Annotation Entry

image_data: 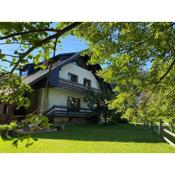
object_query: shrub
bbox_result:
[0,122,18,139]
[117,118,129,124]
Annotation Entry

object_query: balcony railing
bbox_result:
[57,78,100,93]
[45,105,93,118]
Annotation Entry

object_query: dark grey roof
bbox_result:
[23,52,81,85]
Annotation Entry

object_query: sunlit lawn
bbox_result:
[0,124,174,153]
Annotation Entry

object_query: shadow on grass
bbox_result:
[33,123,164,143]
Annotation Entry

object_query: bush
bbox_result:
[117,118,129,124]
[0,122,18,139]
[0,124,10,140]
[105,120,118,126]
[111,111,129,124]
[86,116,98,124]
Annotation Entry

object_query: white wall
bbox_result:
[48,87,89,109]
[59,62,100,89]
[39,63,100,112]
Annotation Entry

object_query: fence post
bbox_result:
[158,119,163,136]
[170,122,174,133]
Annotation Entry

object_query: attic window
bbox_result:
[68,73,78,83]
[84,79,91,88]
[21,69,28,77]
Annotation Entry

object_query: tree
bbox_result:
[83,86,115,124]
[0,22,82,145]
[0,22,82,109]
[73,22,175,124]
[1,22,175,136]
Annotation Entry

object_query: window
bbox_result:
[68,73,78,83]
[67,97,80,112]
[21,70,28,77]
[83,78,91,88]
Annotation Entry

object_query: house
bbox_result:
[6,51,109,125]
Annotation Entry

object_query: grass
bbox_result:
[0,123,175,153]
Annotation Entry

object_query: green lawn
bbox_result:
[0,124,174,153]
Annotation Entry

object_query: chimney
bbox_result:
[43,60,49,68]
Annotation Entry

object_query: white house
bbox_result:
[0,51,110,124]
[18,51,111,124]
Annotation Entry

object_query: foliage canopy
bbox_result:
[0,22,175,125]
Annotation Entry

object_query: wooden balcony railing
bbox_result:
[57,78,100,93]
[44,105,93,118]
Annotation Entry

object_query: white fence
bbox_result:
[149,120,175,148]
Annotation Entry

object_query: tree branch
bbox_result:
[0,57,13,63]
[10,22,82,73]
[1,54,20,58]
[0,28,63,41]
[143,58,175,106]
[0,42,31,45]
[29,36,59,115]
[156,59,175,84]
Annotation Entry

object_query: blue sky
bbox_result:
[0,31,151,71]
[0,22,88,70]
[0,35,87,71]
[50,22,87,54]
[58,35,87,54]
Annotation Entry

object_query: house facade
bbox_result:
[15,51,109,124]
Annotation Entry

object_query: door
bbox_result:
[67,97,80,112]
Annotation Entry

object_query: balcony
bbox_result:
[57,78,100,93]
[45,105,93,118]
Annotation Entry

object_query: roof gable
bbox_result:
[23,51,89,85]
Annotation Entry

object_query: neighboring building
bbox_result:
[6,51,109,125]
